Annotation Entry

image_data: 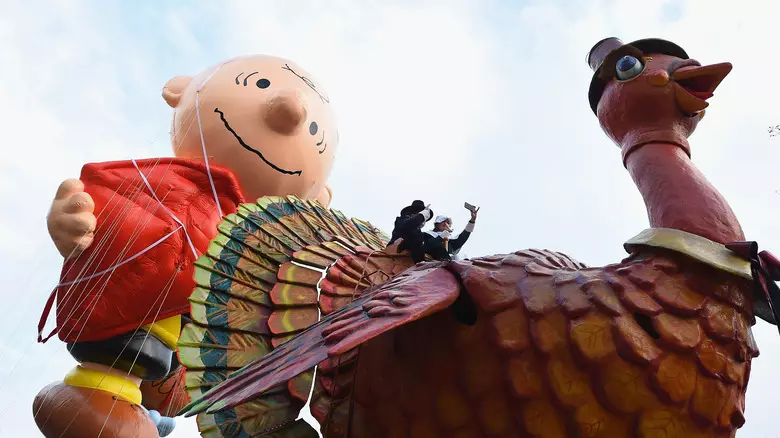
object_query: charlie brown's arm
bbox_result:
[47,178,97,259]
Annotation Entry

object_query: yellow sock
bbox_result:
[63,365,142,405]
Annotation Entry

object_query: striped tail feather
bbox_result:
[177,196,409,437]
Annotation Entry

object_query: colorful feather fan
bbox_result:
[177,196,414,437]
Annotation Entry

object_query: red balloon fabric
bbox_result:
[39,158,245,344]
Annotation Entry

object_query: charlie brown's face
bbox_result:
[162,55,338,206]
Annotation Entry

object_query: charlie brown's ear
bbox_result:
[315,185,333,208]
[162,75,192,108]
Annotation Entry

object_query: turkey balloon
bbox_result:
[179,37,780,438]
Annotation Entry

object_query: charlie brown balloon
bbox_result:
[164,55,337,205]
[35,55,340,438]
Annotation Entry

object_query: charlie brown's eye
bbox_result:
[615,55,644,80]
[256,78,270,89]
[309,121,318,135]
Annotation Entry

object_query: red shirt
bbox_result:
[39,158,245,343]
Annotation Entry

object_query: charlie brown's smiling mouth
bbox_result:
[214,107,303,176]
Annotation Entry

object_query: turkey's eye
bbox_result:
[616,55,644,80]
[309,121,318,135]
[256,78,271,89]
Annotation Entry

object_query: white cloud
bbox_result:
[1,0,779,436]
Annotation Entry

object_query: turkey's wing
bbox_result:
[179,262,461,417]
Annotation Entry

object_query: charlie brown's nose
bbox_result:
[264,89,307,135]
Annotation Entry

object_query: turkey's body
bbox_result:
[337,249,755,438]
[176,198,762,438]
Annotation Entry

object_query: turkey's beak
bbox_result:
[672,62,732,115]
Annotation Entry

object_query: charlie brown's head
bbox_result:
[162,55,338,206]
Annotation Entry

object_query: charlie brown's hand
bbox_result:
[47,179,97,259]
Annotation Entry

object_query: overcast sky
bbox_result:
[0,0,778,436]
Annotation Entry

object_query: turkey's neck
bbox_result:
[625,143,745,244]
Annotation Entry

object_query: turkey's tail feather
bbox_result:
[176,196,399,437]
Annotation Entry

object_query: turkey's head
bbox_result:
[587,37,732,165]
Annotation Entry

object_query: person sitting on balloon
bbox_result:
[387,200,434,263]
[423,204,479,260]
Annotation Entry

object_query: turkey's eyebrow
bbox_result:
[281,63,330,104]
[597,45,644,82]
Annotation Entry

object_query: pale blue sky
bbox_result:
[0,0,778,436]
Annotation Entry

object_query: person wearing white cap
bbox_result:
[423,205,479,260]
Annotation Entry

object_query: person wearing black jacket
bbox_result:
[423,206,478,260]
[387,200,433,263]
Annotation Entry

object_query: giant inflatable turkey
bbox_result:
[178,37,780,437]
